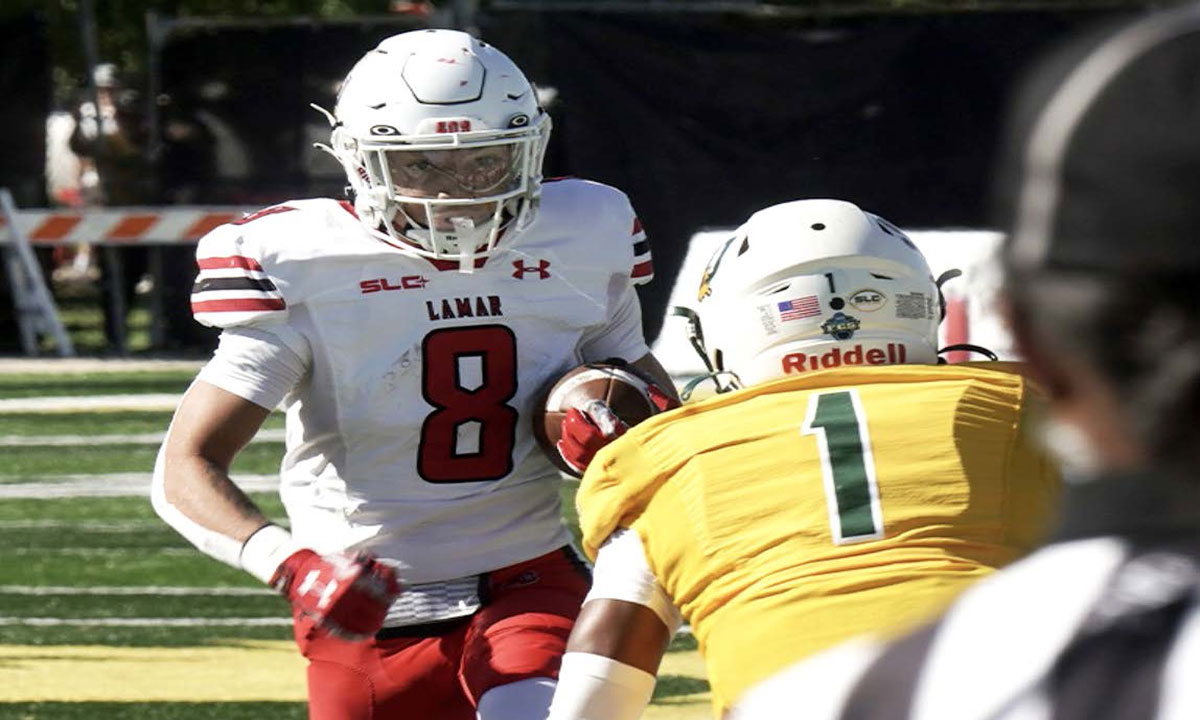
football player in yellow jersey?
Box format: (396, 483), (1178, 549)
(545, 199), (1061, 720)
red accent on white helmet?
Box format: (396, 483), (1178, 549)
(321, 30), (551, 266)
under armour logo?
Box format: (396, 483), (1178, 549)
(513, 259), (551, 279)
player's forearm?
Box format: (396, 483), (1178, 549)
(160, 451), (270, 541)
(152, 446), (399, 632)
(153, 379), (278, 561)
(151, 444), (274, 572)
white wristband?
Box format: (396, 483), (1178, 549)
(238, 524), (302, 586)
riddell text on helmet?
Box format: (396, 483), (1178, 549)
(782, 343), (907, 374)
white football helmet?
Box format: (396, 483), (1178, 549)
(317, 30), (551, 268)
(684, 199), (941, 388)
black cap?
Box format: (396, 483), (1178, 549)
(1002, 4), (1200, 276)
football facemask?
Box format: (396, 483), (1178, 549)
(317, 29), (551, 270)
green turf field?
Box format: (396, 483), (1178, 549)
(0, 371), (196, 399)
(0, 365), (711, 719)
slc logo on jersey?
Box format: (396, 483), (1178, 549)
(360, 276), (430, 294)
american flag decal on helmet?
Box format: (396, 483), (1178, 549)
(630, 217), (654, 286)
(191, 254), (286, 324)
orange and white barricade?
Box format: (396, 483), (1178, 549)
(0, 206), (254, 246)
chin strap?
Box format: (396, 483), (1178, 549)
(671, 306), (713, 373)
(671, 306), (744, 400)
(937, 343), (999, 363)
(680, 371), (742, 402)
(935, 268), (963, 321)
(933, 268), (997, 363)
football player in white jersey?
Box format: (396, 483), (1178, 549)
(151, 29), (675, 720)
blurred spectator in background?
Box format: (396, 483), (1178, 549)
(157, 84), (220, 354)
(69, 62), (151, 353)
(71, 62), (151, 205)
(44, 106), (87, 283)
(46, 109), (84, 209)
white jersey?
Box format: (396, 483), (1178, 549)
(190, 178), (654, 584)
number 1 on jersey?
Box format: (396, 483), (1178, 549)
(801, 389), (884, 544)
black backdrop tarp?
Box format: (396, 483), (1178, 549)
(156, 9), (1137, 342)
(156, 17), (425, 205)
(0, 12), (48, 207)
(481, 9), (1136, 340)
(0, 12), (48, 353)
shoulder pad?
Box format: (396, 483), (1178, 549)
(543, 179), (653, 285)
(190, 210), (289, 329)
(629, 213), (653, 286)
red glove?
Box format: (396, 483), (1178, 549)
(270, 549), (401, 641)
(556, 400), (630, 477)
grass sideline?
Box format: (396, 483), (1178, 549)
(0, 370), (196, 399)
(0, 365), (713, 718)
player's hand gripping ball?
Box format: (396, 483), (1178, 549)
(533, 361), (678, 477)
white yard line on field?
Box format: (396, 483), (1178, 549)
(0, 617), (292, 627)
(0, 358), (206, 374)
(0, 394), (183, 412)
(11, 549), (195, 559)
(0, 428), (286, 446)
(0, 585), (273, 596)
(0, 473), (278, 498)
(0, 520), (172, 530)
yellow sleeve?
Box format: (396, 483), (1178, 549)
(576, 417), (676, 562)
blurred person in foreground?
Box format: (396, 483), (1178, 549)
(152, 29), (674, 720)
(731, 6), (1200, 719)
(546, 198), (1060, 720)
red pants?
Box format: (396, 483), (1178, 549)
(294, 547), (590, 720)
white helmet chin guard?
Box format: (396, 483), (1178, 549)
(683, 199), (941, 389)
(317, 29), (551, 269)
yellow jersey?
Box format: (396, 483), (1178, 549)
(576, 362), (1060, 714)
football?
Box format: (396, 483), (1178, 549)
(532, 362), (665, 477)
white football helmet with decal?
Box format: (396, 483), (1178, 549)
(317, 29), (551, 268)
(684, 199), (940, 388)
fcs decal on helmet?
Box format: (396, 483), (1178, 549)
(683, 199), (942, 388)
(821, 312), (861, 341)
(313, 29), (552, 271)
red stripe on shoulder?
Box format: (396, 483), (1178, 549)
(232, 206), (296, 226)
(197, 256), (265, 272)
(632, 260), (654, 278)
(192, 298), (286, 313)
(632, 217), (643, 235)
